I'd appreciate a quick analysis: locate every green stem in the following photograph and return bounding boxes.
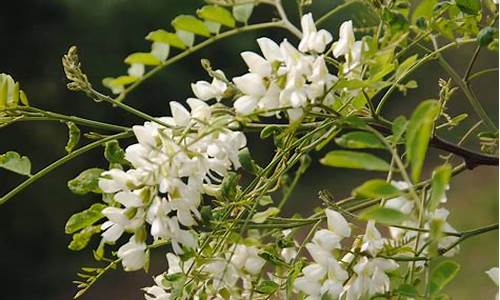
[315,0,363,26]
[0,130,133,206]
[430,37,496,130]
[375,38,476,114]
[24,107,129,132]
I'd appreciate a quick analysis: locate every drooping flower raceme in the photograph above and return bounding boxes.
[98,98,247,270]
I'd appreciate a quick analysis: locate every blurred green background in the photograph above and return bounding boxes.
[0,0,497,299]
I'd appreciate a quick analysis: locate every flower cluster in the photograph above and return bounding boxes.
[385,181,460,258]
[294,209,399,300]
[229,13,340,120]
[98,98,246,270]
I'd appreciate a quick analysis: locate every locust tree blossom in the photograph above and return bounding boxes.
[294,209,350,300]
[98,97,246,270]
[231,14,337,120]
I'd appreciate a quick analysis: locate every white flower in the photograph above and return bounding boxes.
[361,221,385,256]
[233,73,266,97]
[99,169,139,193]
[241,51,272,77]
[332,20,356,58]
[169,101,191,127]
[117,237,148,271]
[345,257,398,300]
[486,267,499,300]
[128,63,145,77]
[298,13,333,53]
[325,208,351,238]
[384,181,414,214]
[256,37,283,62]
[331,20,366,76]
[191,70,227,101]
[230,244,266,275]
[151,42,170,61]
[234,95,259,115]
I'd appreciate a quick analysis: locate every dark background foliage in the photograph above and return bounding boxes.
[0,0,497,299]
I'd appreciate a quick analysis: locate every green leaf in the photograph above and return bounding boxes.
[104,140,127,165]
[429,260,460,295]
[428,164,451,211]
[412,0,438,23]
[396,284,420,297]
[65,203,107,234]
[172,15,211,37]
[406,100,440,182]
[455,0,481,15]
[252,207,280,224]
[124,52,161,66]
[320,150,390,172]
[392,115,408,144]
[65,121,81,153]
[260,125,282,139]
[146,29,186,49]
[238,148,261,175]
[232,3,254,24]
[0,151,31,176]
[197,5,235,28]
[68,225,101,251]
[255,280,279,294]
[359,206,408,224]
[219,171,239,202]
[259,250,287,267]
[68,168,104,195]
[353,179,402,198]
[335,131,385,149]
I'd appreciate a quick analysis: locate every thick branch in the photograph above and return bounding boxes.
[370,123,499,169]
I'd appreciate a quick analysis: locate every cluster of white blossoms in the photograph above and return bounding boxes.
[143,243,267,299]
[225,13,364,120]
[294,209,398,300]
[98,98,247,271]
[385,181,461,258]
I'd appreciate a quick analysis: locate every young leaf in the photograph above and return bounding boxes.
[65,203,107,234]
[68,225,101,251]
[335,131,385,149]
[359,206,407,224]
[353,179,402,198]
[104,140,127,165]
[455,0,481,15]
[238,148,261,175]
[252,207,280,223]
[429,260,460,295]
[0,151,31,176]
[320,150,391,172]
[428,164,451,211]
[65,121,81,153]
[406,100,440,182]
[67,168,104,195]
[411,0,438,23]
[146,29,186,49]
[232,3,254,24]
[172,15,211,37]
[255,280,279,294]
[124,52,161,66]
[395,284,420,297]
[197,5,235,28]
[392,115,408,144]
